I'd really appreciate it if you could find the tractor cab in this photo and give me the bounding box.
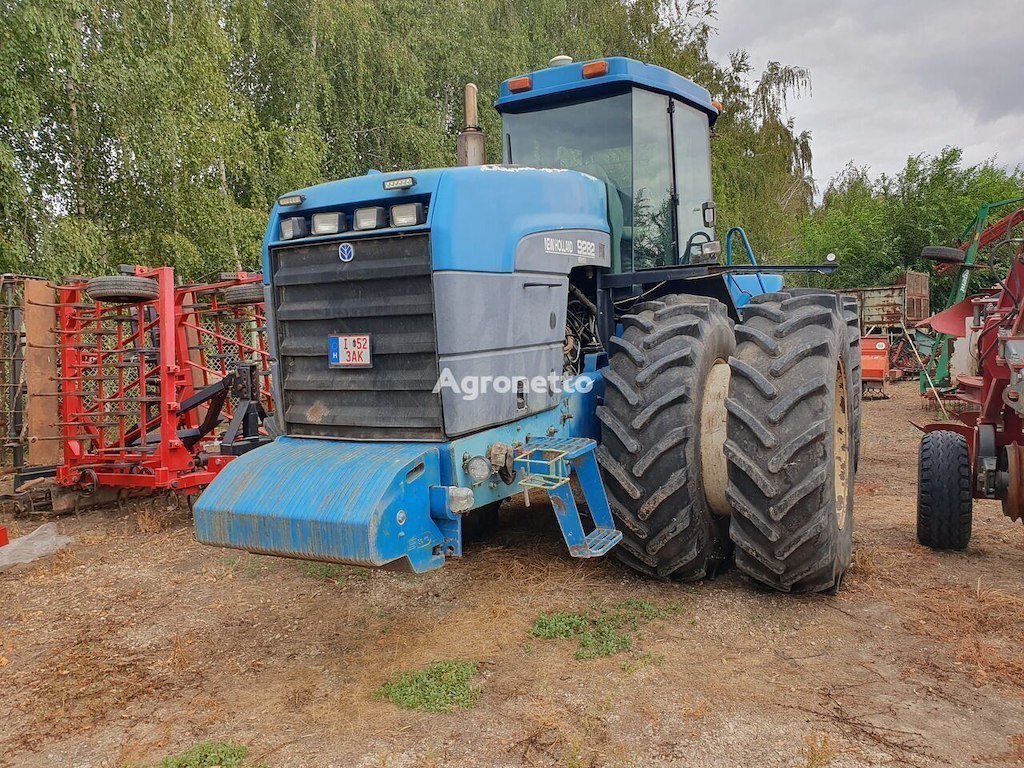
[496,57,720,272]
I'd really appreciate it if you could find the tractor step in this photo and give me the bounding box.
[514,437,622,558]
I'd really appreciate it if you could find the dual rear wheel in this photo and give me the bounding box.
[598,290,857,593]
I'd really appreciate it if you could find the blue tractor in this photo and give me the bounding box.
[194,56,859,593]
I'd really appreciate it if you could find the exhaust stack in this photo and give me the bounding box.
[456,83,487,166]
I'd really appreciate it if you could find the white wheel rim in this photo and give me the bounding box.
[701,359,732,516]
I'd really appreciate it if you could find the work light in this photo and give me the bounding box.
[383,176,416,191]
[311,212,346,235]
[354,207,388,231]
[390,203,425,228]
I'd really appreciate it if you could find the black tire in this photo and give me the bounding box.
[789,289,862,468]
[917,430,972,550]
[921,245,965,264]
[597,294,735,580]
[726,290,854,593]
[222,282,265,306]
[85,275,160,304]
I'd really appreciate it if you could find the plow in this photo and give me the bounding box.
[917,204,1024,548]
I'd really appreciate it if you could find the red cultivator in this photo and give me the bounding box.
[917,214,1024,548]
[56,267,273,494]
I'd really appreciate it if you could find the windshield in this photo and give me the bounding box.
[503,88,708,271]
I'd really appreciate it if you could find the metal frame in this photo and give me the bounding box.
[56,267,273,493]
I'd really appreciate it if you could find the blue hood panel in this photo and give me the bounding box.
[194,437,446,572]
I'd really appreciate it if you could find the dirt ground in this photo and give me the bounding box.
[2,383,1023,768]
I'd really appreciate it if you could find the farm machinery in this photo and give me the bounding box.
[4,269,273,513]
[917,202,1024,549]
[194,56,860,593]
[919,197,1024,392]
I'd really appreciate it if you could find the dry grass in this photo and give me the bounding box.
[136,500,188,534]
[803,732,838,768]
[9,634,166,749]
[2,385,1023,766]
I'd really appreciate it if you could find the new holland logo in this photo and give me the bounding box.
[338,242,355,263]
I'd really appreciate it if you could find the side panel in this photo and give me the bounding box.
[514,230,612,272]
[434,272,568,356]
[438,344,563,436]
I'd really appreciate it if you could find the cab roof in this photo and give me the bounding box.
[495,56,720,126]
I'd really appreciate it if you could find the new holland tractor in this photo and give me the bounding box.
[194,56,860,593]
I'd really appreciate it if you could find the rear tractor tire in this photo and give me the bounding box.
[725,290,855,593]
[597,294,735,580]
[916,430,972,550]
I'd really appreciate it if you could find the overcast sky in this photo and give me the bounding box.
[706,0,1024,193]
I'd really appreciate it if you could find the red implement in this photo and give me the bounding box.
[56,268,273,493]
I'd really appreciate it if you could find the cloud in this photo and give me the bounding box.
[706,0,1024,190]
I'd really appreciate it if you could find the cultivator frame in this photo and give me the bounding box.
[56,267,272,494]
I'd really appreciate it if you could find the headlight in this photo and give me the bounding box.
[280,216,308,240]
[390,203,425,228]
[353,207,387,231]
[311,212,346,235]
[464,455,492,485]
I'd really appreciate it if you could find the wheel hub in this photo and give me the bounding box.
[1001,443,1024,522]
[833,361,851,530]
[700,359,731,516]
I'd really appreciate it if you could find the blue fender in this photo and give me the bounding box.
[193,437,447,573]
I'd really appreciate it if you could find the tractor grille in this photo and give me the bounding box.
[271,233,443,440]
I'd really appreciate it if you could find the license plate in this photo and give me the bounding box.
[328,334,372,368]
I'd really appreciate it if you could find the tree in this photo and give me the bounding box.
[0,0,823,281]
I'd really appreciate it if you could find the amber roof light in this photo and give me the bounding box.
[508,76,532,93]
[581,60,609,79]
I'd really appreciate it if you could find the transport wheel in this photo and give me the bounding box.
[726,290,854,593]
[916,430,972,550]
[921,245,965,264]
[85,275,160,304]
[222,282,265,306]
[597,294,735,580]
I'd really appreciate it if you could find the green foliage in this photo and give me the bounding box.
[797,148,1024,301]
[531,611,591,639]
[531,599,676,660]
[0,0,817,282]
[12,0,1011,293]
[151,741,251,768]
[374,660,481,712]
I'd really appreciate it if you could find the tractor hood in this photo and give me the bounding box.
[264,165,611,275]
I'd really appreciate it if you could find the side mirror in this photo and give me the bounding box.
[702,201,716,228]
